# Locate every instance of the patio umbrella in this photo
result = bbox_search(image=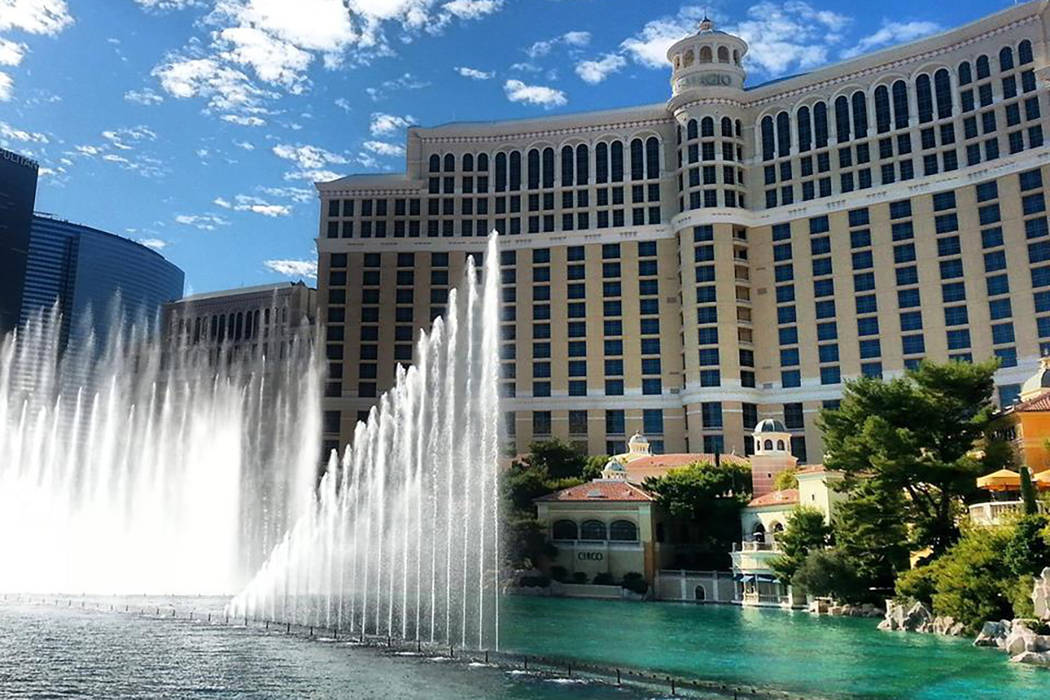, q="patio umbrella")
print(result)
[976,469,1021,491]
[1033,469,1050,491]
